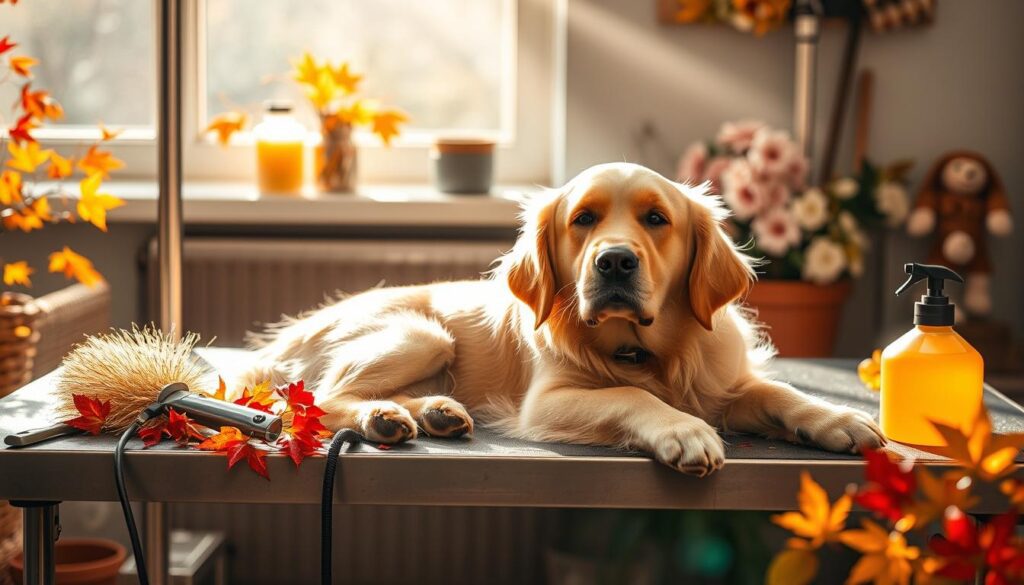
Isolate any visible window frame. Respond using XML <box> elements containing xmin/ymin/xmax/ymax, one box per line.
<box><xmin>17</xmin><ymin>0</ymin><xmax>556</xmax><ymax>186</ymax></box>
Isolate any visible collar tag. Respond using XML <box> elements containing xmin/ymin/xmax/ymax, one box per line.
<box><xmin>613</xmin><ymin>346</ymin><xmax>652</xmax><ymax>364</ymax></box>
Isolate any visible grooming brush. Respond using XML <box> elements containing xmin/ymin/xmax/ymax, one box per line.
<box><xmin>5</xmin><ymin>326</ymin><xmax>282</xmax><ymax>447</ymax></box>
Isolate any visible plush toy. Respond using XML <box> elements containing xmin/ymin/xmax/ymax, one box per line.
<box><xmin>907</xmin><ymin>151</ymin><xmax>1013</xmax><ymax>316</ymax></box>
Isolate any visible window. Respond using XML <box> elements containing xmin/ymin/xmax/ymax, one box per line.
<box><xmin>0</xmin><ymin>0</ymin><xmax>154</xmax><ymax>132</ymax></box>
<box><xmin>203</xmin><ymin>0</ymin><xmax>516</xmax><ymax>141</ymax></box>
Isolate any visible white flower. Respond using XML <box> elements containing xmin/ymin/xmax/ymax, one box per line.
<box><xmin>677</xmin><ymin>142</ymin><xmax>708</xmax><ymax>183</ymax></box>
<box><xmin>802</xmin><ymin>237</ymin><xmax>848</xmax><ymax>285</ymax></box>
<box><xmin>792</xmin><ymin>188</ymin><xmax>829</xmax><ymax>231</ymax></box>
<box><xmin>838</xmin><ymin>210</ymin><xmax>870</xmax><ymax>251</ymax></box>
<box><xmin>832</xmin><ymin>177</ymin><xmax>859</xmax><ymax>200</ymax></box>
<box><xmin>721</xmin><ymin>159</ymin><xmax>766</xmax><ymax>221</ymax></box>
<box><xmin>875</xmin><ymin>181</ymin><xmax>910</xmax><ymax>227</ymax></box>
<box><xmin>748</xmin><ymin>128</ymin><xmax>796</xmax><ymax>179</ymax></box>
<box><xmin>751</xmin><ymin>206</ymin><xmax>801</xmax><ymax>257</ymax></box>
<box><xmin>716</xmin><ymin>120</ymin><xmax>764</xmax><ymax>154</ymax></box>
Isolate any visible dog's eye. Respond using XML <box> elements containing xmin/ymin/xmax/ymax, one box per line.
<box><xmin>645</xmin><ymin>211</ymin><xmax>668</xmax><ymax>226</ymax></box>
<box><xmin>573</xmin><ymin>211</ymin><xmax>596</xmax><ymax>227</ymax></box>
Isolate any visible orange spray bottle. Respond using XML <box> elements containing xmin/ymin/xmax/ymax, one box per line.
<box><xmin>880</xmin><ymin>263</ymin><xmax>983</xmax><ymax>447</ymax></box>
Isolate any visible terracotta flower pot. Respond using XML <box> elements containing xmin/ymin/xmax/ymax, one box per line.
<box><xmin>744</xmin><ymin>280</ymin><xmax>851</xmax><ymax>358</ymax></box>
<box><xmin>10</xmin><ymin>538</ymin><xmax>126</xmax><ymax>585</ymax></box>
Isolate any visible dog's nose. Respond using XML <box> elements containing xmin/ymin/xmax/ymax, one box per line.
<box><xmin>595</xmin><ymin>247</ymin><xmax>638</xmax><ymax>280</ymax></box>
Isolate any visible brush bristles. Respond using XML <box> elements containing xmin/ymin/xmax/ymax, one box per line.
<box><xmin>54</xmin><ymin>326</ymin><xmax>211</xmax><ymax>432</ymax></box>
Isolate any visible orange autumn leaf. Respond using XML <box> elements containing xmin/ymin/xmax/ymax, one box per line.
<box><xmin>330</xmin><ymin>62</ymin><xmax>362</xmax><ymax>95</ymax></box>
<box><xmin>932</xmin><ymin>408</ymin><xmax>1024</xmax><ymax>482</ymax></box>
<box><xmin>76</xmin><ymin>173</ymin><xmax>124</xmax><ymax>232</ymax></box>
<box><xmin>204</xmin><ymin>111</ymin><xmax>247</xmax><ymax>146</ymax></box>
<box><xmin>371</xmin><ymin>109</ymin><xmax>407</xmax><ymax>146</ymax></box>
<box><xmin>1001</xmin><ymin>478</ymin><xmax>1024</xmax><ymax>511</ymax></box>
<box><xmin>46</xmin><ymin>152</ymin><xmax>73</xmax><ymax>179</ymax></box>
<box><xmin>909</xmin><ymin>467</ymin><xmax>979</xmax><ymax>528</ymax></box>
<box><xmin>20</xmin><ymin>85</ymin><xmax>62</xmax><ymax>121</ymax></box>
<box><xmin>8</xmin><ymin>55</ymin><xmax>36</xmax><ymax>77</ymax></box>
<box><xmin>839</xmin><ymin>519</ymin><xmax>920</xmax><ymax>585</ymax></box>
<box><xmin>674</xmin><ymin>0</ymin><xmax>711</xmax><ymax>23</ymax></box>
<box><xmin>765</xmin><ymin>548</ymin><xmax>818</xmax><ymax>585</ymax></box>
<box><xmin>99</xmin><ymin>123</ymin><xmax>123</xmax><ymax>141</ymax></box>
<box><xmin>227</xmin><ymin>441</ymin><xmax>270</xmax><ymax>480</ymax></box>
<box><xmin>207</xmin><ymin>376</ymin><xmax>228</xmax><ymax>401</ymax></box>
<box><xmin>198</xmin><ymin>426</ymin><xmax>246</xmax><ymax>451</ymax></box>
<box><xmin>3</xmin><ymin>196</ymin><xmax>50</xmax><ymax>232</ymax></box>
<box><xmin>338</xmin><ymin>99</ymin><xmax>375</xmax><ymax>126</ymax></box>
<box><xmin>233</xmin><ymin>380</ymin><xmax>277</xmax><ymax>413</ymax></box>
<box><xmin>77</xmin><ymin>145</ymin><xmax>124</xmax><ymax>178</ymax></box>
<box><xmin>64</xmin><ymin>394</ymin><xmax>111</xmax><ymax>435</ymax></box>
<box><xmin>48</xmin><ymin>246</ymin><xmax>103</xmax><ymax>286</ymax></box>
<box><xmin>6</xmin><ymin>140</ymin><xmax>49</xmax><ymax>173</ymax></box>
<box><xmin>772</xmin><ymin>471</ymin><xmax>852</xmax><ymax>549</ymax></box>
<box><xmin>3</xmin><ymin>261</ymin><xmax>32</xmax><ymax>286</ymax></box>
<box><xmin>0</xmin><ymin>169</ymin><xmax>22</xmax><ymax>204</ymax></box>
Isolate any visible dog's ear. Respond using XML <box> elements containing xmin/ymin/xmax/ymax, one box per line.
<box><xmin>687</xmin><ymin>193</ymin><xmax>754</xmax><ymax>331</ymax></box>
<box><xmin>505</xmin><ymin>192</ymin><xmax>558</xmax><ymax>329</ymax></box>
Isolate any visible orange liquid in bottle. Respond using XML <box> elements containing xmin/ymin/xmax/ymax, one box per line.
<box><xmin>257</xmin><ymin>140</ymin><xmax>304</xmax><ymax>195</ymax></box>
<box><xmin>880</xmin><ymin>325</ymin><xmax>983</xmax><ymax>446</ymax></box>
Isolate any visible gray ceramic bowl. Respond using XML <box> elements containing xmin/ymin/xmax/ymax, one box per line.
<box><xmin>431</xmin><ymin>139</ymin><xmax>496</xmax><ymax>195</ymax></box>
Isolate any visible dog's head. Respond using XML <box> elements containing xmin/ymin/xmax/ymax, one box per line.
<box><xmin>503</xmin><ymin>163</ymin><xmax>753</xmax><ymax>333</ymax></box>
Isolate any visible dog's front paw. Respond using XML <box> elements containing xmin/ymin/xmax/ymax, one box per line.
<box><xmin>649</xmin><ymin>419</ymin><xmax>725</xmax><ymax>477</ymax></box>
<box><xmin>356</xmin><ymin>401</ymin><xmax>418</xmax><ymax>444</ymax></box>
<box><xmin>418</xmin><ymin>396</ymin><xmax>474</xmax><ymax>438</ymax></box>
<box><xmin>795</xmin><ymin>406</ymin><xmax>885</xmax><ymax>453</ymax></box>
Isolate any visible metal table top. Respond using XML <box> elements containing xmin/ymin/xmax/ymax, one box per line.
<box><xmin>1</xmin><ymin>349</ymin><xmax>1021</xmax><ymax>511</ymax></box>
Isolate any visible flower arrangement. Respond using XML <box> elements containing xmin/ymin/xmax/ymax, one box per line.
<box><xmin>1</xmin><ymin>32</ymin><xmax>124</xmax><ymax>292</ymax></box>
<box><xmin>768</xmin><ymin>407</ymin><xmax>1024</xmax><ymax>585</ymax></box>
<box><xmin>670</xmin><ymin>0</ymin><xmax>793</xmax><ymax>36</ymax></box>
<box><xmin>679</xmin><ymin>120</ymin><xmax>912</xmax><ymax>285</ymax></box>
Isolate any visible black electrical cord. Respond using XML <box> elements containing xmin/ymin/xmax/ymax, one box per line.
<box><xmin>114</xmin><ymin>403</ymin><xmax>165</xmax><ymax>585</ymax></box>
<box><xmin>322</xmin><ymin>428</ymin><xmax>362</xmax><ymax>585</ymax></box>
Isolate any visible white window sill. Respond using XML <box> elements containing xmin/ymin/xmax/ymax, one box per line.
<box><xmin>105</xmin><ymin>182</ymin><xmax>535</xmax><ymax>228</ymax></box>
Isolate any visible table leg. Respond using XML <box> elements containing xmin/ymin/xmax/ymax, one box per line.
<box><xmin>144</xmin><ymin>502</ymin><xmax>169</xmax><ymax>585</ymax></box>
<box><xmin>10</xmin><ymin>501</ymin><xmax>60</xmax><ymax>585</ymax></box>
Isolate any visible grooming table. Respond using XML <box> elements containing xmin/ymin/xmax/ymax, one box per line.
<box><xmin>2</xmin><ymin>350</ymin><xmax>1023</xmax><ymax>582</ymax></box>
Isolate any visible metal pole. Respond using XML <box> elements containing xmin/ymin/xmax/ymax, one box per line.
<box><xmin>793</xmin><ymin>0</ymin><xmax>822</xmax><ymax>165</ymax></box>
<box><xmin>12</xmin><ymin>502</ymin><xmax>59</xmax><ymax>585</ymax></box>
<box><xmin>151</xmin><ymin>0</ymin><xmax>184</xmax><ymax>583</ymax></box>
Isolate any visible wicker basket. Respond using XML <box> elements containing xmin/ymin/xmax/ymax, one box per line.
<box><xmin>0</xmin><ymin>292</ymin><xmax>42</xmax><ymax>398</ymax></box>
<box><xmin>0</xmin><ymin>502</ymin><xmax>20</xmax><ymax>585</ymax></box>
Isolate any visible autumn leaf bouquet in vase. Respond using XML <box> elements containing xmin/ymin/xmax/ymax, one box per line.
<box><xmin>0</xmin><ymin>33</ymin><xmax>124</xmax><ymax>397</ymax></box>
<box><xmin>292</xmin><ymin>52</ymin><xmax>407</xmax><ymax>193</ymax></box>
<box><xmin>678</xmin><ymin>120</ymin><xmax>912</xmax><ymax>357</ymax></box>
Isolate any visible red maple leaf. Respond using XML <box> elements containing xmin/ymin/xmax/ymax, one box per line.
<box><xmin>137</xmin><ymin>409</ymin><xmax>202</xmax><ymax>448</ymax></box>
<box><xmin>138</xmin><ymin>421</ymin><xmax>166</xmax><ymax>447</ymax></box>
<box><xmin>278</xmin><ymin>380</ymin><xmax>325</xmax><ymax>418</ymax></box>
<box><xmin>64</xmin><ymin>394</ymin><xmax>111</xmax><ymax>435</ymax></box>
<box><xmin>930</xmin><ymin>508</ymin><xmax>1024</xmax><ymax>584</ymax></box>
<box><xmin>854</xmin><ymin>448</ymin><xmax>916</xmax><ymax>521</ymax></box>
<box><xmin>280</xmin><ymin>431</ymin><xmax>322</xmax><ymax>467</ymax></box>
<box><xmin>290</xmin><ymin>412</ymin><xmax>329</xmax><ymax>438</ymax></box>
<box><xmin>226</xmin><ymin>441</ymin><xmax>270</xmax><ymax>480</ymax></box>
<box><xmin>8</xmin><ymin>113</ymin><xmax>37</xmax><ymax>144</ymax></box>
<box><xmin>0</xmin><ymin>36</ymin><xmax>15</xmax><ymax>56</ymax></box>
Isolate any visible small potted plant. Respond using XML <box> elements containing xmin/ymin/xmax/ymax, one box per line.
<box><xmin>678</xmin><ymin>120</ymin><xmax>912</xmax><ymax>356</ymax></box>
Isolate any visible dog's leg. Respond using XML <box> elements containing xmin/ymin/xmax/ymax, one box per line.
<box><xmin>518</xmin><ymin>386</ymin><xmax>725</xmax><ymax>476</ymax></box>
<box><xmin>315</xmin><ymin>313</ymin><xmax>457</xmax><ymax>444</ymax></box>
<box><xmin>720</xmin><ymin>377</ymin><xmax>885</xmax><ymax>453</ymax></box>
<box><xmin>392</xmin><ymin>395</ymin><xmax>474</xmax><ymax>438</ymax></box>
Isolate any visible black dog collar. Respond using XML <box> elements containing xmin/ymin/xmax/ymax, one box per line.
<box><xmin>613</xmin><ymin>346</ymin><xmax>652</xmax><ymax>364</ymax></box>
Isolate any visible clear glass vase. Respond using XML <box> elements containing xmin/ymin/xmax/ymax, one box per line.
<box><xmin>317</xmin><ymin>117</ymin><xmax>357</xmax><ymax>193</ymax></box>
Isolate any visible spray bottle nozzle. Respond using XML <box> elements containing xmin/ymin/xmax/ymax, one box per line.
<box><xmin>895</xmin><ymin>263</ymin><xmax>963</xmax><ymax>326</ymax></box>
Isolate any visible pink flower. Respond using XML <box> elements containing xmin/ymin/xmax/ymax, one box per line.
<box><xmin>752</xmin><ymin>206</ymin><xmax>801</xmax><ymax>257</ymax></box>
<box><xmin>763</xmin><ymin>180</ymin><xmax>791</xmax><ymax>208</ymax></box>
<box><xmin>704</xmin><ymin>156</ymin><xmax>732</xmax><ymax>191</ymax></box>
<box><xmin>748</xmin><ymin>128</ymin><xmax>796</xmax><ymax>178</ymax></box>
<box><xmin>721</xmin><ymin>159</ymin><xmax>766</xmax><ymax>221</ymax></box>
<box><xmin>677</xmin><ymin>142</ymin><xmax>708</xmax><ymax>183</ymax></box>
<box><xmin>787</xmin><ymin>152</ymin><xmax>809</xmax><ymax>191</ymax></box>
<box><xmin>716</xmin><ymin>120</ymin><xmax>765</xmax><ymax>154</ymax></box>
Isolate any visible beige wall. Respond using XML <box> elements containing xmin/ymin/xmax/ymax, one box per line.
<box><xmin>564</xmin><ymin>0</ymin><xmax>1024</xmax><ymax>353</ymax></box>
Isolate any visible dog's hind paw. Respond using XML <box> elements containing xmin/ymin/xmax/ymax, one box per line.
<box><xmin>356</xmin><ymin>401</ymin><xmax>418</xmax><ymax>444</ymax></box>
<box><xmin>417</xmin><ymin>397</ymin><xmax>474</xmax><ymax>438</ymax></box>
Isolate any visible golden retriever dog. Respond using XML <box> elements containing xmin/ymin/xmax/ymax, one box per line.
<box><xmin>243</xmin><ymin>162</ymin><xmax>884</xmax><ymax>475</ymax></box>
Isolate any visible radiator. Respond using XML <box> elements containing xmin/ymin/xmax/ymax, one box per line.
<box><xmin>146</xmin><ymin>237</ymin><xmax>555</xmax><ymax>585</ymax></box>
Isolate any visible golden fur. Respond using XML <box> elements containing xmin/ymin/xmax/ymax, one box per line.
<box><xmin>243</xmin><ymin>163</ymin><xmax>884</xmax><ymax>475</ymax></box>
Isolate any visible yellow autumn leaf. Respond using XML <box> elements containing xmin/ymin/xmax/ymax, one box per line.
<box><xmin>3</xmin><ymin>261</ymin><xmax>32</xmax><ymax>286</ymax></box>
<box><xmin>371</xmin><ymin>109</ymin><xmax>408</xmax><ymax>147</ymax></box>
<box><xmin>0</xmin><ymin>170</ymin><xmax>22</xmax><ymax>204</ymax></box>
<box><xmin>338</xmin><ymin>99</ymin><xmax>376</xmax><ymax>126</ymax></box>
<box><xmin>839</xmin><ymin>519</ymin><xmax>919</xmax><ymax>585</ymax></box>
<box><xmin>48</xmin><ymin>246</ymin><xmax>103</xmax><ymax>286</ymax></box>
<box><xmin>47</xmin><ymin>152</ymin><xmax>73</xmax><ymax>179</ymax></box>
<box><xmin>292</xmin><ymin>52</ymin><xmax>322</xmax><ymax>86</ymax></box>
<box><xmin>2</xmin><ymin>196</ymin><xmax>49</xmax><ymax>232</ymax></box>
<box><xmin>204</xmin><ymin>112</ymin><xmax>248</xmax><ymax>147</ymax></box>
<box><xmin>8</xmin><ymin>55</ymin><xmax>36</xmax><ymax>77</ymax></box>
<box><xmin>909</xmin><ymin>467</ymin><xmax>979</xmax><ymax>528</ymax></box>
<box><xmin>6</xmin><ymin>140</ymin><xmax>50</xmax><ymax>173</ymax></box>
<box><xmin>76</xmin><ymin>173</ymin><xmax>124</xmax><ymax>232</ymax></box>
<box><xmin>77</xmin><ymin>145</ymin><xmax>125</xmax><ymax>178</ymax></box>
<box><xmin>330</xmin><ymin>61</ymin><xmax>362</xmax><ymax>95</ymax></box>
<box><xmin>208</xmin><ymin>376</ymin><xmax>227</xmax><ymax>401</ymax></box>
<box><xmin>772</xmin><ymin>471</ymin><xmax>852</xmax><ymax>549</ymax></box>
<box><xmin>932</xmin><ymin>407</ymin><xmax>1024</xmax><ymax>482</ymax></box>
<box><xmin>765</xmin><ymin>548</ymin><xmax>818</xmax><ymax>585</ymax></box>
